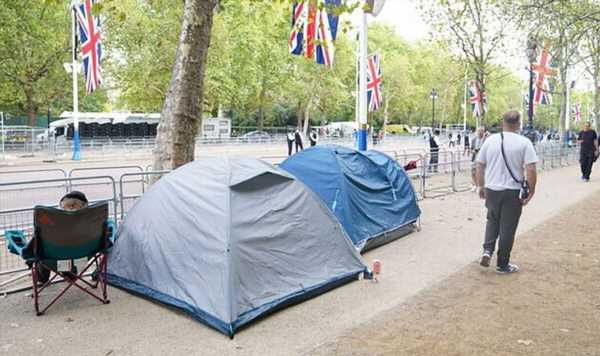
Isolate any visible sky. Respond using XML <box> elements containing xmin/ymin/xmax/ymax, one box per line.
<box><xmin>369</xmin><ymin>1</ymin><xmax>429</xmax><ymax>42</ymax></box>
<box><xmin>348</xmin><ymin>0</ymin><xmax>429</xmax><ymax>42</ymax></box>
<box><xmin>348</xmin><ymin>0</ymin><xmax>593</xmax><ymax>91</ymax></box>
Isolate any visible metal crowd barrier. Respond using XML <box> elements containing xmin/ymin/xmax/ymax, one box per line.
<box><xmin>119</xmin><ymin>170</ymin><xmax>170</xmax><ymax>220</ymax></box>
<box><xmin>0</xmin><ymin>144</ymin><xmax>583</xmax><ymax>287</ymax></box>
<box><xmin>0</xmin><ymin>176</ymin><xmax>118</xmax><ymax>287</ymax></box>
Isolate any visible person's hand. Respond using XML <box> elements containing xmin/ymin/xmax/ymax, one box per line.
<box><xmin>478</xmin><ymin>187</ymin><xmax>486</xmax><ymax>200</ymax></box>
<box><xmin>521</xmin><ymin>190</ymin><xmax>535</xmax><ymax>206</ymax></box>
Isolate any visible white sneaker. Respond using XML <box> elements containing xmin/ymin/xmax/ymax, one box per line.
<box><xmin>496</xmin><ymin>263</ymin><xmax>520</xmax><ymax>274</ymax></box>
<box><xmin>471</xmin><ymin>185</ymin><xmax>477</xmax><ymax>192</ymax></box>
<box><xmin>480</xmin><ymin>251</ymin><xmax>492</xmax><ymax>267</ymax></box>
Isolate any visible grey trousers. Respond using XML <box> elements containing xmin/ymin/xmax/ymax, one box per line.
<box><xmin>483</xmin><ymin>189</ymin><xmax>523</xmax><ymax>267</ymax></box>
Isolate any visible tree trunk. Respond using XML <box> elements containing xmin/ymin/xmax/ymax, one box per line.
<box><xmin>296</xmin><ymin>102</ymin><xmax>303</xmax><ymax>130</ymax></box>
<box><xmin>24</xmin><ymin>89</ymin><xmax>37</xmax><ymax>127</ymax></box>
<box><xmin>477</xmin><ymin>70</ymin><xmax>486</xmax><ymax>125</ymax></box>
<box><xmin>152</xmin><ymin>0</ymin><xmax>218</xmax><ymax>172</ymax></box>
<box><xmin>302</xmin><ymin>105</ymin><xmax>310</xmax><ymax>136</ymax></box>
<box><xmin>594</xmin><ymin>76</ymin><xmax>599</xmax><ymax>131</ymax></box>
<box><xmin>257</xmin><ymin>77</ymin><xmax>266</xmax><ymax>130</ymax></box>
<box><xmin>382</xmin><ymin>97</ymin><xmax>389</xmax><ymax>139</ymax></box>
<box><xmin>558</xmin><ymin>61</ymin><xmax>568</xmax><ymax>138</ymax></box>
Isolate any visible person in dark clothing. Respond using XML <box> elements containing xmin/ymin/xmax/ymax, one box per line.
<box><xmin>309</xmin><ymin>130</ymin><xmax>318</xmax><ymax>147</ymax></box>
<box><xmin>463</xmin><ymin>133</ymin><xmax>470</xmax><ymax>156</ymax></box>
<box><xmin>294</xmin><ymin>129</ymin><xmax>304</xmax><ymax>152</ymax></box>
<box><xmin>28</xmin><ymin>191</ymin><xmax>89</xmax><ymax>284</ymax></box>
<box><xmin>428</xmin><ymin>130</ymin><xmax>440</xmax><ymax>173</ymax></box>
<box><xmin>577</xmin><ymin>122</ymin><xmax>599</xmax><ymax>182</ymax></box>
<box><xmin>286</xmin><ymin>131</ymin><xmax>295</xmax><ymax>156</ymax></box>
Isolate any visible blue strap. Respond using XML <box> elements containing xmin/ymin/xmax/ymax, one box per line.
<box><xmin>4</xmin><ymin>230</ymin><xmax>27</xmax><ymax>256</ymax></box>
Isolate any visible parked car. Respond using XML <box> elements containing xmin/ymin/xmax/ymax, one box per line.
<box><xmin>239</xmin><ymin>130</ymin><xmax>271</xmax><ymax>143</ymax></box>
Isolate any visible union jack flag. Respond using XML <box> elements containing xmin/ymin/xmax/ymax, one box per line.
<box><xmin>468</xmin><ymin>80</ymin><xmax>486</xmax><ymax>117</ymax></box>
<box><xmin>288</xmin><ymin>0</ymin><xmax>340</xmax><ymax>66</ymax></box>
<box><xmin>532</xmin><ymin>47</ymin><xmax>556</xmax><ymax>107</ymax></box>
<box><xmin>572</xmin><ymin>102</ymin><xmax>582</xmax><ymax>122</ymax></box>
<box><xmin>367</xmin><ymin>53</ymin><xmax>383</xmax><ymax>112</ymax></box>
<box><xmin>75</xmin><ymin>0</ymin><xmax>102</xmax><ymax>94</ymax></box>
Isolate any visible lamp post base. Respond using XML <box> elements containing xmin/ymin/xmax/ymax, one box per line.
<box><xmin>358</xmin><ymin>124</ymin><xmax>368</xmax><ymax>151</ymax></box>
<box><xmin>72</xmin><ymin>131</ymin><xmax>81</xmax><ymax>161</ymax></box>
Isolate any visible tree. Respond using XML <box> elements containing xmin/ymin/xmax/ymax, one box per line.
<box><xmin>521</xmin><ymin>0</ymin><xmax>598</xmax><ymax>136</ymax></box>
<box><xmin>0</xmin><ymin>2</ymin><xmax>70</xmax><ymax>126</ymax></box>
<box><xmin>151</xmin><ymin>0</ymin><xmax>219</xmax><ymax>171</ymax></box>
<box><xmin>417</xmin><ymin>0</ymin><xmax>519</xmax><ymax>125</ymax></box>
<box><xmin>580</xmin><ymin>6</ymin><xmax>600</xmax><ymax>130</ymax></box>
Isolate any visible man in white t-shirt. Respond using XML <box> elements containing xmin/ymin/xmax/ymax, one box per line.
<box><xmin>475</xmin><ymin>111</ymin><xmax>538</xmax><ymax>274</ymax></box>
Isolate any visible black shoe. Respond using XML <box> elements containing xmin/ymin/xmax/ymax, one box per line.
<box><xmin>496</xmin><ymin>263</ymin><xmax>519</xmax><ymax>274</ymax></box>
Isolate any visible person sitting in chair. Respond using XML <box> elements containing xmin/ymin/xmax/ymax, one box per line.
<box><xmin>59</xmin><ymin>191</ymin><xmax>88</xmax><ymax>211</ymax></box>
<box><xmin>31</xmin><ymin>191</ymin><xmax>89</xmax><ymax>283</ymax></box>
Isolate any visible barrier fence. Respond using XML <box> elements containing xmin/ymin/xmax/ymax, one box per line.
<box><xmin>0</xmin><ymin>176</ymin><xmax>118</xmax><ymax>286</ymax></box>
<box><xmin>0</xmin><ymin>143</ymin><xmax>581</xmax><ymax>292</ymax></box>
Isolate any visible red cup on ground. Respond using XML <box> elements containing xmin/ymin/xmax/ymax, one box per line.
<box><xmin>372</xmin><ymin>259</ymin><xmax>381</xmax><ymax>276</ymax></box>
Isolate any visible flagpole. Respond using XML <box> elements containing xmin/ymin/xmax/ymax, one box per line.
<box><xmin>463</xmin><ymin>68</ymin><xmax>467</xmax><ymax>133</ymax></box>
<box><xmin>565</xmin><ymin>68</ymin><xmax>570</xmax><ymax>133</ymax></box>
<box><xmin>355</xmin><ymin>38</ymin><xmax>360</xmax><ymax>149</ymax></box>
<box><xmin>357</xmin><ymin>8</ymin><xmax>368</xmax><ymax>151</ymax></box>
<box><xmin>71</xmin><ymin>5</ymin><xmax>81</xmax><ymax>160</ymax></box>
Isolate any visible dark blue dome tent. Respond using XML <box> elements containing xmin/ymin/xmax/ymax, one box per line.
<box><xmin>280</xmin><ymin>145</ymin><xmax>421</xmax><ymax>252</ymax></box>
<box><xmin>107</xmin><ymin>157</ymin><xmax>366</xmax><ymax>338</ymax></box>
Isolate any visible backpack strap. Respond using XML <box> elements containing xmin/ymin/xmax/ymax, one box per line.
<box><xmin>500</xmin><ymin>132</ymin><xmax>523</xmax><ymax>184</ymax></box>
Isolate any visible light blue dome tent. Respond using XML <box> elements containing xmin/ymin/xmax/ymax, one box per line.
<box><xmin>280</xmin><ymin>145</ymin><xmax>421</xmax><ymax>252</ymax></box>
<box><xmin>107</xmin><ymin>157</ymin><xmax>366</xmax><ymax>338</ymax></box>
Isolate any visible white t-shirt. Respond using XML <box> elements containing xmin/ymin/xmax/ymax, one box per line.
<box><xmin>476</xmin><ymin>132</ymin><xmax>538</xmax><ymax>191</ymax></box>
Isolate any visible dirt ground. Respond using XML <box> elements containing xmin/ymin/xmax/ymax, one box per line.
<box><xmin>314</xmin><ymin>192</ymin><xmax>600</xmax><ymax>356</ymax></box>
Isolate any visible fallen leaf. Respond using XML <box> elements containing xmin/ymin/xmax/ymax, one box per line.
<box><xmin>517</xmin><ymin>339</ymin><xmax>533</xmax><ymax>346</ymax></box>
<box><xmin>65</xmin><ymin>317</ymin><xmax>74</xmax><ymax>323</ymax></box>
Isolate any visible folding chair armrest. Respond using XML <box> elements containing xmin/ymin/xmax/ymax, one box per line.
<box><xmin>4</xmin><ymin>230</ymin><xmax>28</xmax><ymax>257</ymax></box>
<box><xmin>103</xmin><ymin>219</ymin><xmax>117</xmax><ymax>252</ymax></box>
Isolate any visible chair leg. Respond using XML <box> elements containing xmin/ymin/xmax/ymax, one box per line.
<box><xmin>32</xmin><ymin>262</ymin><xmax>41</xmax><ymax>316</ymax></box>
<box><xmin>101</xmin><ymin>254</ymin><xmax>109</xmax><ymax>303</ymax></box>
<box><xmin>33</xmin><ymin>255</ymin><xmax>110</xmax><ymax>315</ymax></box>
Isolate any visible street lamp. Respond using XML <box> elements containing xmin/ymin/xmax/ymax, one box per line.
<box><xmin>525</xmin><ymin>36</ymin><xmax>538</xmax><ymax>143</ymax></box>
<box><xmin>430</xmin><ymin>89</ymin><xmax>438</xmax><ymax>129</ymax></box>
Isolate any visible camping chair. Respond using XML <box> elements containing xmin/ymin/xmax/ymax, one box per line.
<box><xmin>5</xmin><ymin>202</ymin><xmax>115</xmax><ymax>315</ymax></box>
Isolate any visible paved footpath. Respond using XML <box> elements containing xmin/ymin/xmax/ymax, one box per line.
<box><xmin>1</xmin><ymin>165</ymin><xmax>599</xmax><ymax>356</ymax></box>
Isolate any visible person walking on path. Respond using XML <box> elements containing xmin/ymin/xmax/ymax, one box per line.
<box><xmin>294</xmin><ymin>129</ymin><xmax>304</xmax><ymax>152</ymax></box>
<box><xmin>448</xmin><ymin>133</ymin><xmax>456</xmax><ymax>148</ymax></box>
<box><xmin>286</xmin><ymin>130</ymin><xmax>295</xmax><ymax>156</ymax></box>
<box><xmin>470</xmin><ymin>127</ymin><xmax>486</xmax><ymax>191</ymax></box>
<box><xmin>577</xmin><ymin>122</ymin><xmax>599</xmax><ymax>182</ymax></box>
<box><xmin>463</xmin><ymin>131</ymin><xmax>471</xmax><ymax>156</ymax></box>
<box><xmin>476</xmin><ymin>111</ymin><xmax>538</xmax><ymax>274</ymax></box>
<box><xmin>309</xmin><ymin>129</ymin><xmax>318</xmax><ymax>147</ymax></box>
<box><xmin>428</xmin><ymin>130</ymin><xmax>441</xmax><ymax>173</ymax></box>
